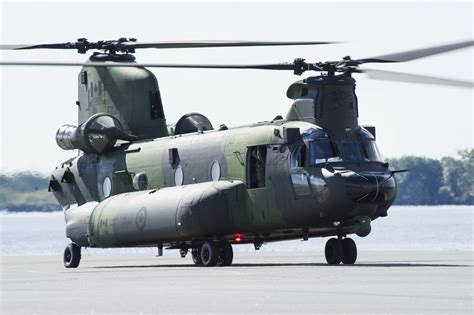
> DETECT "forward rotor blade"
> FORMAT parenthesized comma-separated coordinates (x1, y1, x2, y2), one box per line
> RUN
(119, 40, 337, 50)
(0, 43, 79, 50)
(0, 60, 298, 71)
(361, 68, 474, 88)
(358, 40, 474, 64)
(0, 44, 39, 50)
(0, 40, 338, 53)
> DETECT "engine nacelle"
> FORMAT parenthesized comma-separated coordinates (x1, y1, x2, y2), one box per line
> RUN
(55, 113, 135, 154)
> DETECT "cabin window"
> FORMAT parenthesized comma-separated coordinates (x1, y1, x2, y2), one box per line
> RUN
(174, 166, 184, 186)
(102, 176, 112, 198)
(247, 146, 266, 189)
(210, 160, 221, 181)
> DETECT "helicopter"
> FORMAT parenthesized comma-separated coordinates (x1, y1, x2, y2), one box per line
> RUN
(1, 38, 472, 268)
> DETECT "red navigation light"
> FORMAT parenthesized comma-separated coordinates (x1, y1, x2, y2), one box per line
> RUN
(233, 233, 242, 243)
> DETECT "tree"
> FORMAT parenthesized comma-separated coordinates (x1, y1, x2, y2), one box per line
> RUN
(387, 156, 444, 205)
(440, 149, 473, 204)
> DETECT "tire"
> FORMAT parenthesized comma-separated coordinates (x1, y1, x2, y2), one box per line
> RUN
(192, 248, 202, 265)
(217, 242, 233, 267)
(341, 238, 357, 264)
(200, 242, 219, 267)
(64, 243, 81, 268)
(325, 238, 342, 265)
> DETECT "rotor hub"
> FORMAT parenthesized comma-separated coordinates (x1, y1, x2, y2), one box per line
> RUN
(89, 52, 136, 62)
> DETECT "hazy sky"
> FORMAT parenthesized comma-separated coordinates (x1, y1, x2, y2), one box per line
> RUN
(0, 0, 472, 173)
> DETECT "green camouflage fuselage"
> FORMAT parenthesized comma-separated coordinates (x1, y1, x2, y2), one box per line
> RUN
(52, 120, 394, 248)
(50, 65, 396, 249)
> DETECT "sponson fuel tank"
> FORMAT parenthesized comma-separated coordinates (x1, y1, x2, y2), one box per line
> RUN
(65, 180, 245, 247)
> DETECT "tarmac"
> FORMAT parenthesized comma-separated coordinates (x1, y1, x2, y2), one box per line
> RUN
(1, 250, 473, 314)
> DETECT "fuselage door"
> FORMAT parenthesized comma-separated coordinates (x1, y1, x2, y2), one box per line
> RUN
(246, 145, 269, 226)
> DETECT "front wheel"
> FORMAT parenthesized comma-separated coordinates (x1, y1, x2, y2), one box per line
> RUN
(325, 238, 342, 265)
(341, 238, 357, 264)
(64, 243, 81, 268)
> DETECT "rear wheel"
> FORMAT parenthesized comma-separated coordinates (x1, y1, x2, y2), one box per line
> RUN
(217, 241, 233, 266)
(341, 238, 357, 264)
(64, 243, 81, 268)
(200, 242, 219, 267)
(325, 238, 342, 265)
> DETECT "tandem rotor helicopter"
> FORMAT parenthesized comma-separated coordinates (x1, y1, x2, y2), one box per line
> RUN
(1, 38, 472, 268)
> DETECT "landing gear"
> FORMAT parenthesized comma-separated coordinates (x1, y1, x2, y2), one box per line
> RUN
(195, 241, 234, 267)
(325, 238, 343, 264)
(63, 243, 81, 268)
(179, 248, 188, 258)
(191, 248, 202, 265)
(217, 241, 233, 266)
(200, 242, 219, 267)
(341, 238, 357, 264)
(324, 237, 357, 265)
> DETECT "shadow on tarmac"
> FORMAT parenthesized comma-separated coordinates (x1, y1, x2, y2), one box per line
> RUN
(93, 262, 470, 269)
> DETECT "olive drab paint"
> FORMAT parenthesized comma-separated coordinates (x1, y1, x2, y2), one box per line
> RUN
(50, 63, 397, 251)
(78, 64, 168, 140)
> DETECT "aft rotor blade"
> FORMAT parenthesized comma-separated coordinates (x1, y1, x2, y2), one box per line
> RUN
(361, 68, 474, 88)
(357, 40, 474, 64)
(119, 40, 337, 50)
(0, 60, 299, 71)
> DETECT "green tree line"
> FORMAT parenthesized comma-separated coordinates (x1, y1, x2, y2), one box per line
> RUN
(0, 149, 472, 211)
(387, 149, 473, 205)
(0, 172, 60, 211)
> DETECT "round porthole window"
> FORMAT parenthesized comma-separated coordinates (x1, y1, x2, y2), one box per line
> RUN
(133, 172, 148, 191)
(102, 176, 112, 198)
(174, 166, 184, 186)
(211, 160, 221, 181)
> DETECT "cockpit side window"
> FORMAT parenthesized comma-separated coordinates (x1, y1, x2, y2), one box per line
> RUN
(361, 140, 384, 162)
(290, 144, 307, 168)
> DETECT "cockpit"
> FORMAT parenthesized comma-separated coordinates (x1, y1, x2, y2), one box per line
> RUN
(288, 126, 395, 208)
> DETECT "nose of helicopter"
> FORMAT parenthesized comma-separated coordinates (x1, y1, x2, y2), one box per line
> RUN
(345, 172, 396, 203)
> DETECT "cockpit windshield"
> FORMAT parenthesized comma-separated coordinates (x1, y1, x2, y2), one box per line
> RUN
(309, 141, 342, 164)
(308, 139, 384, 165)
(297, 127, 385, 166)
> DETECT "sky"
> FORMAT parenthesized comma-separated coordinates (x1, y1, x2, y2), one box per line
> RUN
(0, 0, 472, 173)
